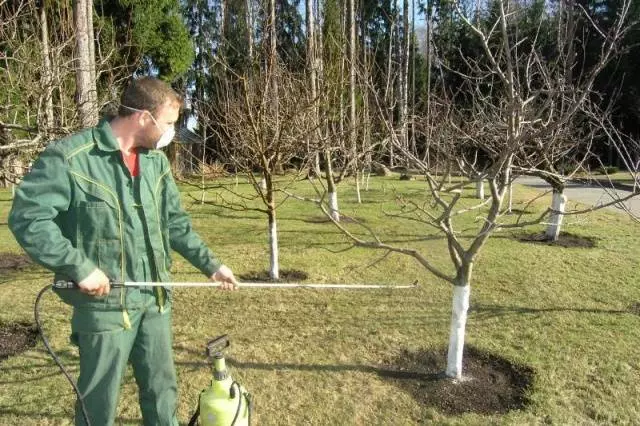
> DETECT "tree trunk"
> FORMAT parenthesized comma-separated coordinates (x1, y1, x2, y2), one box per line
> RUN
(410, 0, 416, 156)
(40, 3, 54, 131)
(385, 11, 395, 168)
(73, 0, 97, 127)
(325, 150, 340, 222)
(86, 0, 97, 109)
(246, 0, 253, 65)
(306, 0, 321, 176)
(424, 0, 432, 167)
(328, 191, 340, 222)
(545, 189, 567, 241)
(201, 124, 207, 204)
(318, 3, 340, 220)
(476, 179, 484, 200)
(399, 0, 409, 156)
(348, 0, 360, 204)
(268, 0, 279, 154)
(267, 194, 279, 280)
(446, 282, 471, 379)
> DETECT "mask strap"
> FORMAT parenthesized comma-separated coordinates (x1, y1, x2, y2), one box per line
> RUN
(121, 105, 159, 127)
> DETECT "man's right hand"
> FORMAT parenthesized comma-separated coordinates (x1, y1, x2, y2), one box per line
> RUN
(78, 268, 111, 297)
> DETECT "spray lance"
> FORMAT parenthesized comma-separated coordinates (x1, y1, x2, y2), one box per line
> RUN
(35, 279, 419, 425)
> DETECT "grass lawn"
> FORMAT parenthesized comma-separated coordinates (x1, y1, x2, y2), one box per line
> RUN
(0, 175, 639, 425)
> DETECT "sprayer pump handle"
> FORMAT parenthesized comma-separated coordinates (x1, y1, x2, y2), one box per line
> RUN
(206, 335, 230, 357)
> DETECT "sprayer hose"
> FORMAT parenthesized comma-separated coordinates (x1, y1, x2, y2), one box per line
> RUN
(34, 284, 92, 426)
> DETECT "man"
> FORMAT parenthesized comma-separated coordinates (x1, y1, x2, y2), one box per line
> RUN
(9, 77, 237, 425)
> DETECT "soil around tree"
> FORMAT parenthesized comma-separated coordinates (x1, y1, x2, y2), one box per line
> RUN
(0, 253, 33, 274)
(239, 269, 309, 283)
(381, 346, 534, 416)
(0, 322, 38, 362)
(515, 231, 596, 248)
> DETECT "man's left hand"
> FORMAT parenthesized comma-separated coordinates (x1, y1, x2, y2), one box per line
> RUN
(210, 264, 238, 290)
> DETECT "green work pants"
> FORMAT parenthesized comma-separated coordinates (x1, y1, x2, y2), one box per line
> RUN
(70, 286, 177, 426)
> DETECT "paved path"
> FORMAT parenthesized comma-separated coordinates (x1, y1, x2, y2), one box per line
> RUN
(516, 176, 640, 217)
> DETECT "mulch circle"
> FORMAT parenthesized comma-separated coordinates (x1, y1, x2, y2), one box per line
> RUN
(0, 322, 38, 362)
(516, 232, 596, 248)
(0, 253, 33, 274)
(238, 269, 309, 283)
(382, 346, 534, 416)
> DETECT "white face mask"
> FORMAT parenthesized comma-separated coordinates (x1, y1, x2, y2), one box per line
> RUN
(154, 126, 176, 149)
(122, 105, 176, 149)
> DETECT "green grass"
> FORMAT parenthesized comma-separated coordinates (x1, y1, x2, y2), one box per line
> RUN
(1, 176, 639, 425)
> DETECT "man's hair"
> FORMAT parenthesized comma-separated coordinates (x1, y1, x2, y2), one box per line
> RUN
(118, 77, 183, 117)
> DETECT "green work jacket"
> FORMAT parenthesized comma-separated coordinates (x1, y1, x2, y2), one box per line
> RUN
(9, 119, 221, 318)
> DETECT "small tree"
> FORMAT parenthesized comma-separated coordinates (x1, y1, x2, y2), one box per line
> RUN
(212, 70, 316, 280)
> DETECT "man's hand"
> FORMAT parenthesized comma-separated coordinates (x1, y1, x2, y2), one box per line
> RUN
(78, 268, 111, 297)
(211, 265, 238, 290)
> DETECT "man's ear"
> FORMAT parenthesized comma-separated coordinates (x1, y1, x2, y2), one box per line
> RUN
(136, 111, 149, 127)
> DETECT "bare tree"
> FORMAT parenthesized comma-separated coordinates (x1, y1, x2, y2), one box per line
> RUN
(1, 0, 118, 189)
(312, 0, 637, 380)
(211, 71, 316, 280)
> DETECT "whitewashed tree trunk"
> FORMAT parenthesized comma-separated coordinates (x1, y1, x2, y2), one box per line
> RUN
(355, 174, 361, 204)
(476, 179, 484, 200)
(545, 190, 567, 241)
(328, 191, 340, 221)
(446, 283, 471, 379)
(260, 177, 267, 191)
(507, 181, 513, 214)
(268, 209, 279, 280)
(201, 126, 207, 204)
(324, 150, 340, 222)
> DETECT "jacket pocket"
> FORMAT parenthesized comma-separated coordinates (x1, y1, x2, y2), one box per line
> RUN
(75, 200, 120, 242)
(72, 173, 121, 241)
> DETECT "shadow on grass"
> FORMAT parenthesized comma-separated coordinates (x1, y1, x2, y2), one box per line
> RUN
(470, 303, 634, 318)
